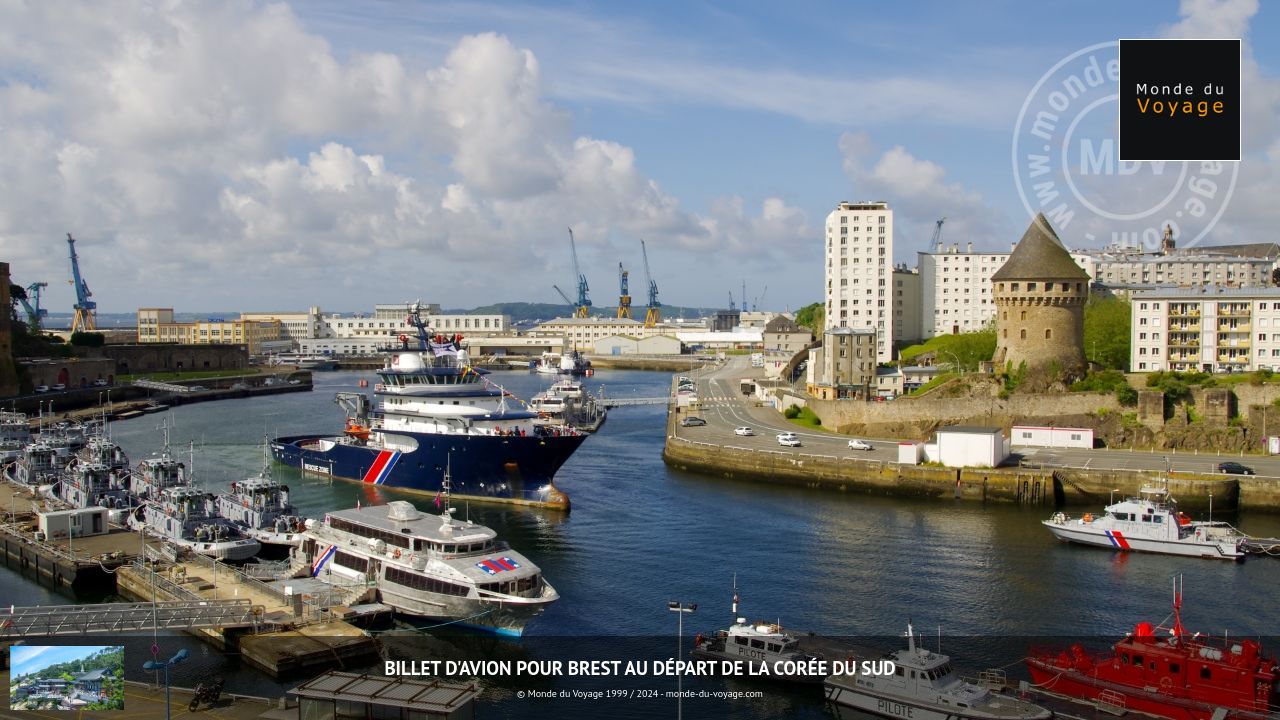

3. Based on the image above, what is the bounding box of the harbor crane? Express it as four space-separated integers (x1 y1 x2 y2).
616 263 632 320
67 233 97 333
12 282 48 332
728 290 736 312
931 217 946 249
567 227 591 318
753 285 768 313
553 285 575 308
640 240 661 328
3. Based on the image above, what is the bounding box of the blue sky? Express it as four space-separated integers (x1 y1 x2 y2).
11 645 118 678
0 0 1276 314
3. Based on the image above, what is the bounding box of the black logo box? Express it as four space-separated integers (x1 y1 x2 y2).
1119 38 1240 162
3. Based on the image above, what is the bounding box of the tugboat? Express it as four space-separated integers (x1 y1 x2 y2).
1025 579 1279 720
210 461 304 557
128 486 260 561
1043 484 1246 560
271 302 587 508
692 582 825 683
827 622 1052 720
298 464 558 636
55 456 131 523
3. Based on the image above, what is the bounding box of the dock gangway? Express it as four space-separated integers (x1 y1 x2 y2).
0 599 263 637
598 397 666 408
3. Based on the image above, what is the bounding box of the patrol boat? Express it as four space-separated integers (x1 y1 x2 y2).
692 583 825 683
55 456 131 523
210 466 304 556
128 425 189 501
272 302 586 508
826 622 1051 720
300 466 558 636
1043 484 1246 560
128 486 260 561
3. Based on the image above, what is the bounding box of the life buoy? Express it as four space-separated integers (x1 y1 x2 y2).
1159 676 1173 693
393 548 402 559
399 334 407 343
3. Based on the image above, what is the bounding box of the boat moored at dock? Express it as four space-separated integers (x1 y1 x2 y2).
271 302 586 508
299 476 557 636
1043 484 1246 560
826 622 1051 720
211 470 304 556
1025 579 1279 720
128 486 261 561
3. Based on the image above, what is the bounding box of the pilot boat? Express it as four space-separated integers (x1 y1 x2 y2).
826 622 1051 720
691 582 825 683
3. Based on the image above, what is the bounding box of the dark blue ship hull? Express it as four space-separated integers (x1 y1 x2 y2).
270 431 586 508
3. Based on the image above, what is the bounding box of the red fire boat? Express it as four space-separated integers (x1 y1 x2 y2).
1025 580 1277 720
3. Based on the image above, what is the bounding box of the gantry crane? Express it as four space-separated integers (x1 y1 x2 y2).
932 217 946 249
616 263 632 320
640 240 661 328
567 228 591 318
13 282 48 332
67 233 97 333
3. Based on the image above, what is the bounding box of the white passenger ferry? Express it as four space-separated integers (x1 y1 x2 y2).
826 622 1051 720
1043 484 1245 560
300 471 558 636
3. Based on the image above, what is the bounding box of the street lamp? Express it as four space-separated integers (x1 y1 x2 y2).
143 648 188 720
668 601 696 720
941 350 964 375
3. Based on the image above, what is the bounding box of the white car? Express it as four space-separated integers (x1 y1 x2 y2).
778 436 801 447
847 439 873 451
734 427 754 436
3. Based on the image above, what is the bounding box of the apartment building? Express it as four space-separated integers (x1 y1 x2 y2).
825 201 893 361
1129 287 1280 373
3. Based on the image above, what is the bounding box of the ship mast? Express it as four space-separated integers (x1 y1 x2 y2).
1171 575 1186 639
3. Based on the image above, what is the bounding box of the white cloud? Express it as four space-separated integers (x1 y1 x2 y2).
0 1 807 311
838 132 1010 257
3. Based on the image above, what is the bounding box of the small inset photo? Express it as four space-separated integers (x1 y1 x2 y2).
9 645 125 711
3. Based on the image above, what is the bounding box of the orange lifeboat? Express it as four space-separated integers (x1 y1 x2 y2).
344 419 371 442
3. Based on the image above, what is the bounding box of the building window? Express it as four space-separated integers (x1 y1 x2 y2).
1020 329 1027 340
1045 329 1052 339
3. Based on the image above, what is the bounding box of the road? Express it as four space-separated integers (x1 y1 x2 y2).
671 357 1280 479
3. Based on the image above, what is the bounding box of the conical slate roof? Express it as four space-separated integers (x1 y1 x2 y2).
991 213 1089 281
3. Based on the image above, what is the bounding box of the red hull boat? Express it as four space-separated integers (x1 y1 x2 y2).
1026 581 1278 720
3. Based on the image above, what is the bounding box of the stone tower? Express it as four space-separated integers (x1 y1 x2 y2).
991 214 1088 373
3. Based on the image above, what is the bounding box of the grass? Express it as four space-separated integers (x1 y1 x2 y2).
787 406 825 430
119 368 264 383
908 372 956 397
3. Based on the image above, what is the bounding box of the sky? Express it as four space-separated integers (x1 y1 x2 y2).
11 645 118 678
0 0 1277 315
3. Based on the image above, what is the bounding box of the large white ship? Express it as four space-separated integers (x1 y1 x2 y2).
299 473 557 636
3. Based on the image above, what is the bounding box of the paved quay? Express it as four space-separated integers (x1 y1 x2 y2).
666 356 1280 511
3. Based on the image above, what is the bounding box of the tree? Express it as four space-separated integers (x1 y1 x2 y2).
794 302 824 332
1083 295 1131 370
69 332 105 347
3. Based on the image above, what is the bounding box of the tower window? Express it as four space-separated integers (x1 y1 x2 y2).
1045 329 1052 339
1020 329 1027 340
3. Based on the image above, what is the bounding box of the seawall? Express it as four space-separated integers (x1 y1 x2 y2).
661 411 1271 512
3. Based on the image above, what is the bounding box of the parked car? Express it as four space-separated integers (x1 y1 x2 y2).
1217 461 1256 475
34 385 49 393
734 427 755 436
776 431 798 442
847 439 873 451
51 383 66 391
778 435 802 447
92 379 109 387
680 416 707 427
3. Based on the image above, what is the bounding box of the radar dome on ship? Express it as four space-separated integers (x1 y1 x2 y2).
396 353 427 371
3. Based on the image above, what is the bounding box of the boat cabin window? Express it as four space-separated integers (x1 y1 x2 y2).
1153 515 1163 523
1200 666 1211 679
1169 663 1180 673
767 644 781 653
1132 655 1143 666
910 670 917 679
895 666 904 677
750 640 765 649
734 637 748 646
1112 512 1127 520
1142 514 1152 522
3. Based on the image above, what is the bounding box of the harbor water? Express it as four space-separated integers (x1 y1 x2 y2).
5 369 1280 719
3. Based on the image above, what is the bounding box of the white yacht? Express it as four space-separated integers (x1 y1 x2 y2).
1043 484 1245 560
826 622 1051 720
300 475 557 636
